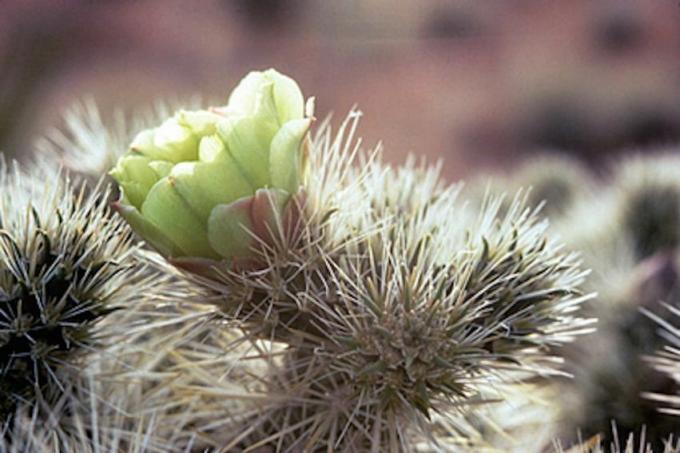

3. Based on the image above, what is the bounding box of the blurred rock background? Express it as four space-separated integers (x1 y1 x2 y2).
2 0 680 180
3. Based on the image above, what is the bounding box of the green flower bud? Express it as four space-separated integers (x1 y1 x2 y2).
226 68 305 125
110 69 313 264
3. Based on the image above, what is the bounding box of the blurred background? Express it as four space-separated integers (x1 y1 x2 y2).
2 0 680 180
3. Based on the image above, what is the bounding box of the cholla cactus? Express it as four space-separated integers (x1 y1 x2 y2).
645 303 680 416
0 159 158 438
212 135 590 446
116 304 271 451
512 154 592 219
552 427 680 453
610 154 680 260
109 68 593 451
556 236 680 448
466 153 593 223
513 65 680 160
3 371 167 452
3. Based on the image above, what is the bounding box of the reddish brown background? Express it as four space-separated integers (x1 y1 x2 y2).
2 0 680 181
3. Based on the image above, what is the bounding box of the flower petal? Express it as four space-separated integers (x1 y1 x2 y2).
130 129 158 156
227 69 304 125
110 154 162 210
148 160 173 178
141 178 218 258
227 71 267 116
269 69 305 124
207 196 257 259
112 201 184 257
152 118 199 162
269 118 312 194
218 116 273 188
176 110 221 137
169 160 254 221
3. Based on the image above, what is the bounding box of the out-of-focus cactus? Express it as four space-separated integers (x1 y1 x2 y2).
35 98 204 184
610 155 680 260
465 151 680 449
560 253 680 449
646 303 680 417
466 153 593 224
552 154 680 449
514 67 680 162
592 4 644 55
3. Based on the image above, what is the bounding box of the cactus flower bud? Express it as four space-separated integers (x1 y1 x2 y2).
110 69 313 265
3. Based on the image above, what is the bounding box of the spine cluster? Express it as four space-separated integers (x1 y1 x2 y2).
0 160 177 449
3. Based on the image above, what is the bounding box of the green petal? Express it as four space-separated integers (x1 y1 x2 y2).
149 160 173 179
176 110 221 137
198 134 228 163
227 71 267 116
207 189 290 260
269 119 311 193
207 197 256 259
118 182 151 211
151 118 199 162
169 160 254 221
110 154 161 210
267 69 304 124
252 82 281 130
218 116 273 188
113 201 184 258
141 178 218 258
129 129 158 156
227 69 304 126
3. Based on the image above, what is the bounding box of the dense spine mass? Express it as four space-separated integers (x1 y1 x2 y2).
153 112 593 451
0 161 143 430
